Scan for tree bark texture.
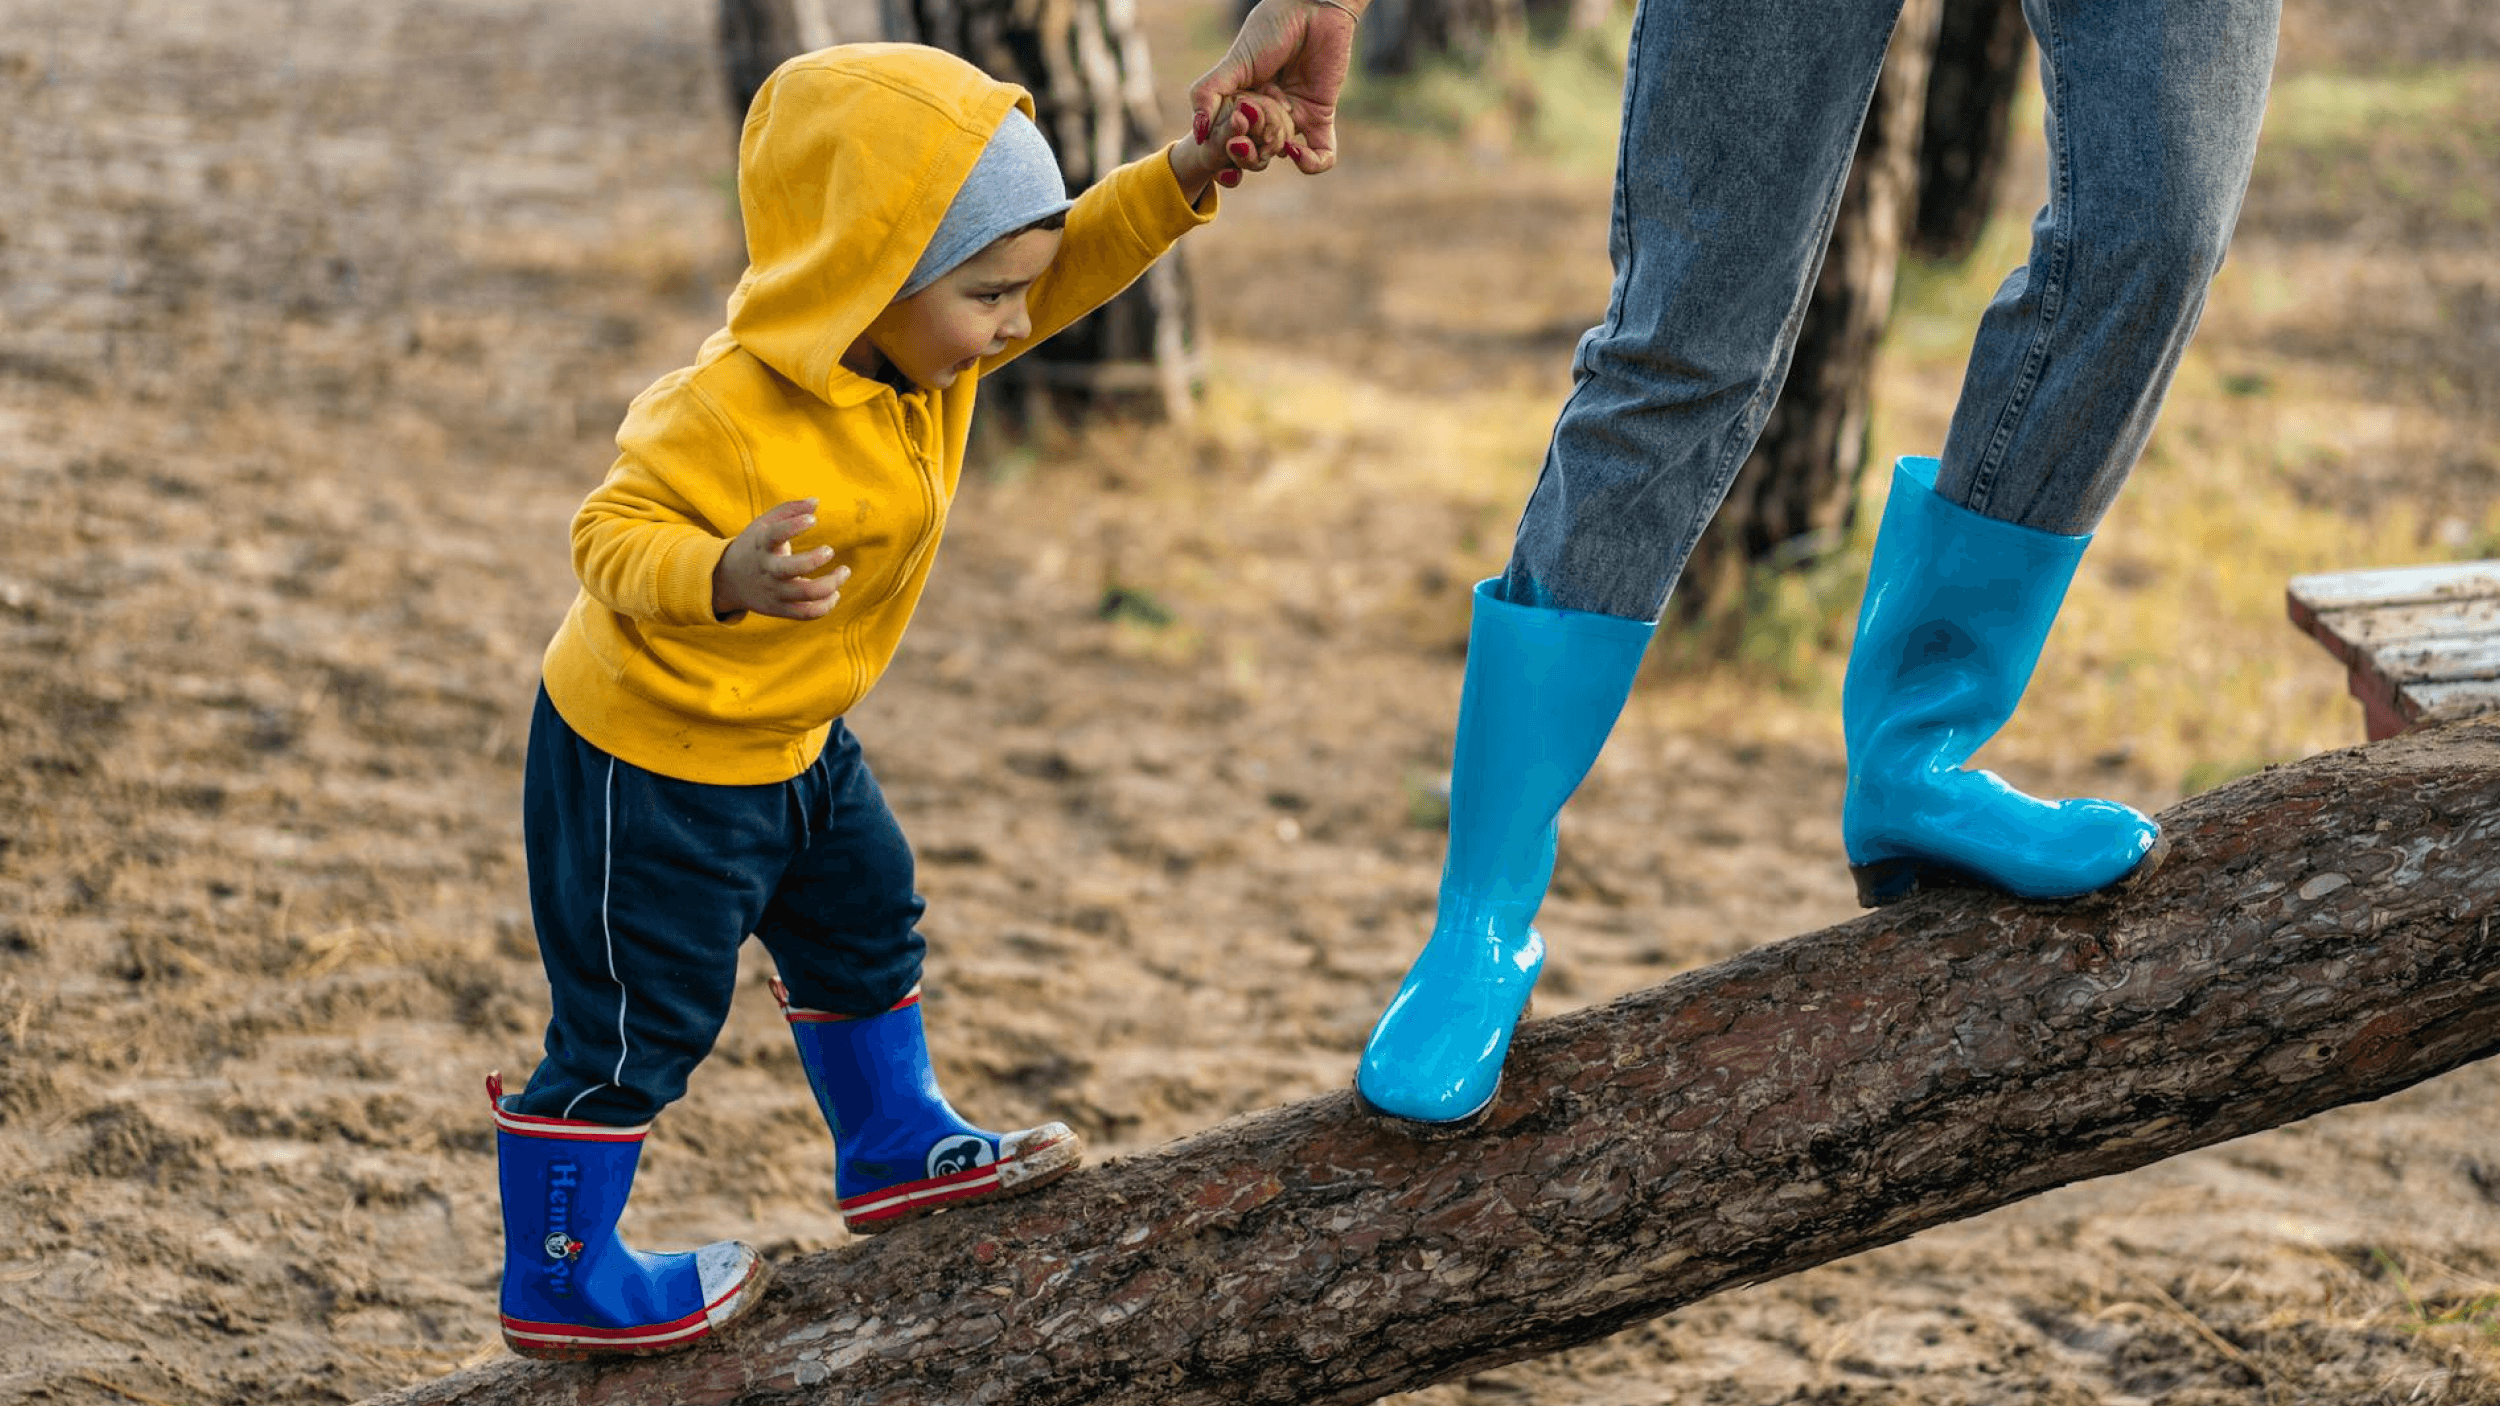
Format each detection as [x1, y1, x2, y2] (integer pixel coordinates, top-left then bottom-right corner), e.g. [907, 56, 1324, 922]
[1676, 0, 1939, 620]
[363, 717, 2500, 1406]
[1910, 0, 2030, 263]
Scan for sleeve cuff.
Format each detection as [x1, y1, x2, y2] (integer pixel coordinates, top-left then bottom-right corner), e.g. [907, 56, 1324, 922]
[657, 532, 735, 628]
[1112, 146, 1220, 252]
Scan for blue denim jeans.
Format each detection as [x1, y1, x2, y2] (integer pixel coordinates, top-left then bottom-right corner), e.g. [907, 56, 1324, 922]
[1502, 0, 2280, 620]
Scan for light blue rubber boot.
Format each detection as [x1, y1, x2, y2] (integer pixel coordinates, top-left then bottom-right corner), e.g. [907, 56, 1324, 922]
[1842, 456, 2162, 906]
[489, 1074, 769, 1359]
[1357, 577, 1654, 1130]
[774, 981, 1083, 1234]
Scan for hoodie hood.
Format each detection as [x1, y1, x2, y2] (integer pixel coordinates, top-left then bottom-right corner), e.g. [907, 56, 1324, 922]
[726, 44, 1036, 402]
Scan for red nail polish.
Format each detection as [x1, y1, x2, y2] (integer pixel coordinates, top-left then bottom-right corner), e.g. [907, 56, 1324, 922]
[1229, 139, 1253, 161]
[1194, 112, 1210, 143]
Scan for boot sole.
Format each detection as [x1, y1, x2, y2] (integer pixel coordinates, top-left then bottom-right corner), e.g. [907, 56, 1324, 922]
[502, 1255, 774, 1361]
[841, 1127, 1085, 1236]
[1354, 1077, 1501, 1139]
[1851, 830, 2173, 909]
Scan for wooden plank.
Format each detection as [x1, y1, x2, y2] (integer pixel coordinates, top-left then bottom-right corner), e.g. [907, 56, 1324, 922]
[2285, 560, 2500, 737]
[2354, 675, 2414, 741]
[2405, 679, 2500, 725]
[2310, 597, 2500, 651]
[2369, 634, 2500, 687]
[2286, 560, 2500, 614]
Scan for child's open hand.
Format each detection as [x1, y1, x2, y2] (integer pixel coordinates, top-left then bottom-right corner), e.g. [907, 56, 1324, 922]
[712, 498, 849, 622]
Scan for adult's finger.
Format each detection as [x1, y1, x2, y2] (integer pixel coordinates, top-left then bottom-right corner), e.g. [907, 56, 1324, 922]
[1288, 133, 1337, 174]
[1187, 55, 1257, 145]
[1185, 0, 1302, 140]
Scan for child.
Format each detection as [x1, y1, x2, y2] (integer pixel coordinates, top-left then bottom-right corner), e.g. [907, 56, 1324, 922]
[487, 43, 1294, 1360]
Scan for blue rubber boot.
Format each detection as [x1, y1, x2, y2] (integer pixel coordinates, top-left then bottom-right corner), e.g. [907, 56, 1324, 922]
[489, 1073, 769, 1359]
[1356, 577, 1654, 1130]
[1841, 456, 2163, 906]
[773, 981, 1083, 1234]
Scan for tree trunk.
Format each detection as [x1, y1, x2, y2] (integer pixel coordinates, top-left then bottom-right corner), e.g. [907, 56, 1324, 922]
[1910, 0, 2030, 263]
[1355, 0, 1526, 77]
[361, 718, 2500, 1406]
[719, 0, 809, 127]
[1342, 0, 1615, 79]
[718, 0, 1200, 423]
[1675, 0, 1940, 621]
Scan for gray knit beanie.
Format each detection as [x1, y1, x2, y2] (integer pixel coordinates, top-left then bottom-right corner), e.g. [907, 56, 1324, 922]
[898, 108, 1073, 299]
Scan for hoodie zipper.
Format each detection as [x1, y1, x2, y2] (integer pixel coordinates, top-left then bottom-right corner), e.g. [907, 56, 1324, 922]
[844, 390, 948, 708]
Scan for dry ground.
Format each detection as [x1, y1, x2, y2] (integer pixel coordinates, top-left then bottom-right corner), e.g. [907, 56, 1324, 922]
[1, 1, 2497, 1403]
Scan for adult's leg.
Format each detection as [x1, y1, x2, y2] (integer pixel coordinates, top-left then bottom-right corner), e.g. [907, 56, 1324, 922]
[1935, 0, 2279, 529]
[1837, 0, 2278, 906]
[1504, 0, 1910, 621]
[1360, 0, 1909, 1127]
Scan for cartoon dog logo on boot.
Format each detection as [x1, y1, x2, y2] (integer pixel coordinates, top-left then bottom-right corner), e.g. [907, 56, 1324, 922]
[927, 1134, 995, 1178]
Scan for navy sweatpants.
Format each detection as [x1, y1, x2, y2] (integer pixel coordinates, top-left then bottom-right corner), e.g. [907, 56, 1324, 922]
[513, 686, 926, 1125]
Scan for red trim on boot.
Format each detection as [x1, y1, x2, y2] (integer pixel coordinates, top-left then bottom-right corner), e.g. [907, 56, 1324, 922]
[485, 1072, 650, 1141]
[837, 1125, 1079, 1230]
[499, 1262, 758, 1358]
[500, 1303, 714, 1355]
[768, 977, 920, 1023]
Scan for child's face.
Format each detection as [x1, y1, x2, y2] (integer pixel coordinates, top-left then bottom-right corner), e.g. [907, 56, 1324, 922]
[851, 226, 1064, 391]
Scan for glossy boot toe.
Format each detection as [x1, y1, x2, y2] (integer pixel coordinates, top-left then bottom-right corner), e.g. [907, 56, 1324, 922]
[1841, 457, 2163, 907]
[1357, 918, 1543, 1128]
[1846, 773, 2161, 904]
[1355, 579, 1652, 1131]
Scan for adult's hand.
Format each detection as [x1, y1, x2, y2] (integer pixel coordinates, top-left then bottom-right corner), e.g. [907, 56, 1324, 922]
[1186, 0, 1360, 175]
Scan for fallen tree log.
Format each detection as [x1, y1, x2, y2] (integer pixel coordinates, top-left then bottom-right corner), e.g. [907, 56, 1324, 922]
[368, 717, 2500, 1406]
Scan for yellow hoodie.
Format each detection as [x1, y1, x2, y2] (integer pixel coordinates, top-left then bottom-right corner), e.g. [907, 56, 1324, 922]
[540, 44, 1215, 784]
